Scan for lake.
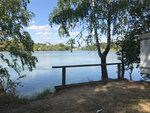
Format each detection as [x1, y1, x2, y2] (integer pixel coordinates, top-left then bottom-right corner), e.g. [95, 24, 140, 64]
[1, 51, 142, 98]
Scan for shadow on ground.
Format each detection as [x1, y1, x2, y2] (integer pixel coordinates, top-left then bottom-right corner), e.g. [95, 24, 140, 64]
[1, 79, 150, 113]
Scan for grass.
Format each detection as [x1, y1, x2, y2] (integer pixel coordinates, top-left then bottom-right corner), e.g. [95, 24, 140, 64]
[0, 87, 53, 110]
[0, 92, 29, 110]
[36, 87, 51, 100]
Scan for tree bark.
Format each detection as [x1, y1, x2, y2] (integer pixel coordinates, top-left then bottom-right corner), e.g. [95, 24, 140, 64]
[92, 0, 101, 58]
[0, 80, 5, 94]
[100, 0, 111, 80]
[101, 55, 108, 80]
[130, 69, 133, 80]
[130, 73, 132, 80]
[92, 0, 111, 80]
[121, 10, 125, 79]
[71, 43, 73, 52]
[103, 0, 111, 57]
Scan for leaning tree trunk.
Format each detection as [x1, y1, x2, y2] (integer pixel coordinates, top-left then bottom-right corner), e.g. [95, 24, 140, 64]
[100, 0, 111, 80]
[121, 10, 125, 79]
[0, 80, 5, 94]
[92, 0, 111, 80]
[101, 55, 108, 80]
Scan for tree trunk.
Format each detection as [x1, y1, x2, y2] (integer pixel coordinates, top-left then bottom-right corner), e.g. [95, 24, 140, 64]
[92, 0, 101, 58]
[100, 0, 111, 80]
[0, 80, 5, 94]
[121, 50, 125, 79]
[92, 0, 111, 80]
[121, 10, 125, 79]
[71, 44, 73, 52]
[129, 68, 133, 80]
[130, 73, 132, 80]
[92, 0, 104, 80]
[101, 55, 108, 80]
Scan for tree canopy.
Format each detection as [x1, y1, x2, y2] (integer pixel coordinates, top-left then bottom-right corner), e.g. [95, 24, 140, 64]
[49, 0, 130, 79]
[66, 38, 75, 52]
[0, 0, 37, 92]
[115, 0, 150, 79]
[49, 0, 150, 80]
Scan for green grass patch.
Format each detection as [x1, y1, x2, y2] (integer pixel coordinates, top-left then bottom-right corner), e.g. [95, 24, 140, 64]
[36, 87, 51, 100]
[0, 92, 29, 110]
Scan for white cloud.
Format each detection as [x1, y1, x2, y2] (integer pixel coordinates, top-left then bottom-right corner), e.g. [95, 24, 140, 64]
[26, 24, 85, 44]
[29, 20, 35, 24]
[26, 24, 59, 41]
[36, 32, 53, 36]
[70, 32, 80, 36]
[53, 25, 60, 30]
[35, 31, 58, 40]
[26, 24, 50, 32]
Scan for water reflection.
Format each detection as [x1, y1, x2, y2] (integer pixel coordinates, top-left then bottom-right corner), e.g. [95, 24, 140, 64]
[1, 51, 143, 98]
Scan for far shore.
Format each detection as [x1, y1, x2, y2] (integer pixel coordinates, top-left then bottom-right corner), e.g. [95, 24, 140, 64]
[32, 49, 118, 52]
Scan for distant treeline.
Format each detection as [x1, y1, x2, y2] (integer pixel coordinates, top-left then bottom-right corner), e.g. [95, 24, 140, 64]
[0, 41, 119, 52]
[0, 41, 71, 51]
[33, 42, 120, 51]
[34, 43, 71, 51]
[79, 42, 120, 51]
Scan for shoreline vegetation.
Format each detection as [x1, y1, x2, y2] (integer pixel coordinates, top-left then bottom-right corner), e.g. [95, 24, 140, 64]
[0, 87, 53, 111]
[1, 79, 150, 113]
[0, 41, 119, 52]
[33, 42, 119, 51]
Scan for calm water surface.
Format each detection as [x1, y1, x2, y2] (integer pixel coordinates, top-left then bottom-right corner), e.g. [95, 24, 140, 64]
[1, 51, 142, 98]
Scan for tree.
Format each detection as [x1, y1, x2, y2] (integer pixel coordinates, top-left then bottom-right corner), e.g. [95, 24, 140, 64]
[120, 8, 125, 79]
[123, 35, 140, 80]
[0, 0, 37, 93]
[66, 38, 75, 52]
[113, 0, 129, 79]
[49, 0, 122, 80]
[116, 33, 140, 80]
[116, 0, 150, 79]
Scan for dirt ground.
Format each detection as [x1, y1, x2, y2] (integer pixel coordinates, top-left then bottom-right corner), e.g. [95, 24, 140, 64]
[1, 79, 150, 113]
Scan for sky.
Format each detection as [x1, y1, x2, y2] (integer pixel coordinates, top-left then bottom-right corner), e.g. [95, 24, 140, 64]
[25, 0, 78, 44]
[25, 0, 107, 45]
[24, 0, 145, 45]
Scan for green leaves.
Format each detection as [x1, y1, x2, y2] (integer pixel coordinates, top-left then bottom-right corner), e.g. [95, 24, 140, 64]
[0, 0, 37, 93]
[49, 0, 150, 79]
[66, 38, 75, 52]
[49, 0, 91, 36]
